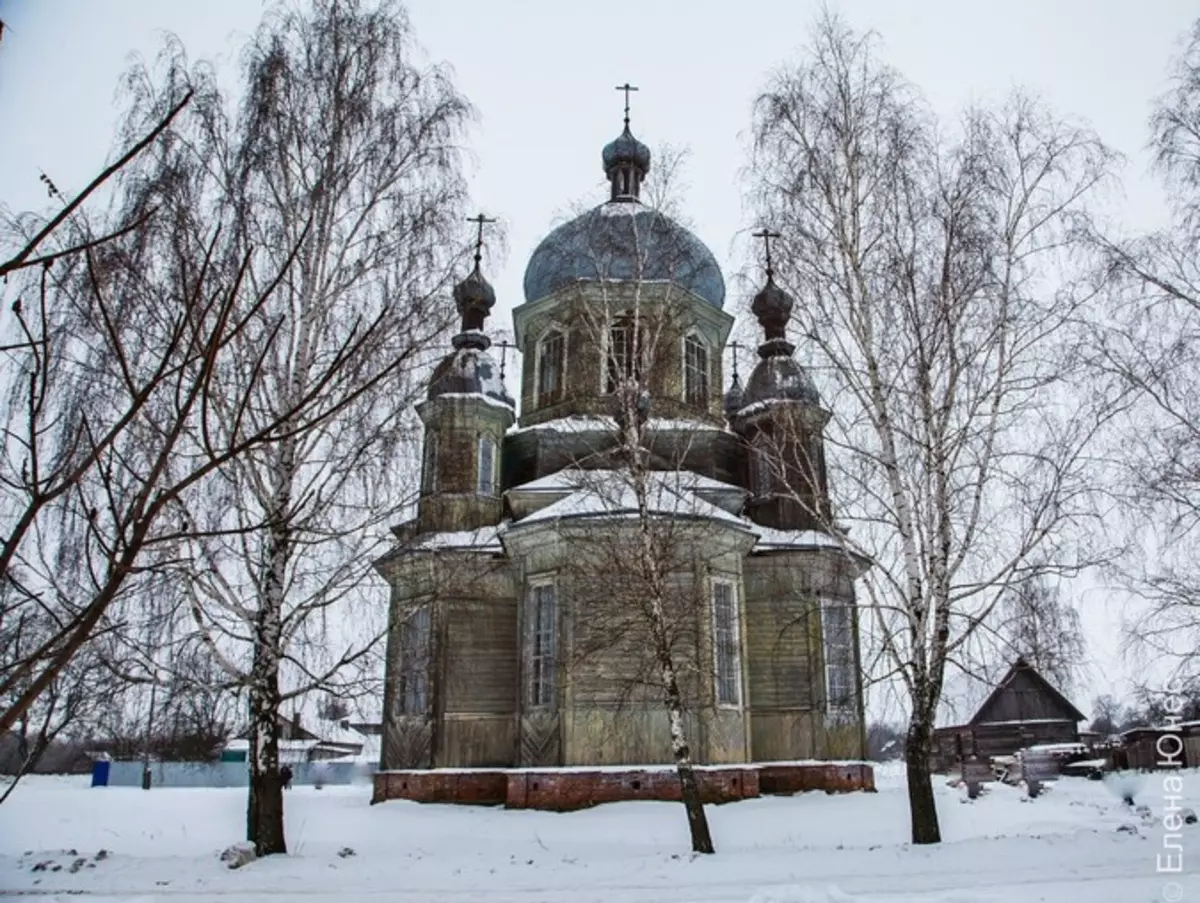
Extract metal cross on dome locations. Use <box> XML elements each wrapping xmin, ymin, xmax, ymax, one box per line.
<box><xmin>728</xmin><ymin>340</ymin><xmax>745</xmax><ymax>381</ymax></box>
<box><xmin>467</xmin><ymin>213</ymin><xmax>497</xmax><ymax>266</ymax></box>
<box><xmin>615</xmin><ymin>82</ymin><xmax>639</xmax><ymax>126</ymax></box>
<box><xmin>753</xmin><ymin>228</ymin><xmax>782</xmax><ymax>278</ymax></box>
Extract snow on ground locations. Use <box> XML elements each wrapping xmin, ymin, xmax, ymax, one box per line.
<box><xmin>0</xmin><ymin>763</ymin><xmax>1195</xmax><ymax>902</ymax></box>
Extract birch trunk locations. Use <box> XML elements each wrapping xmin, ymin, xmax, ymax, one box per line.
<box><xmin>903</xmin><ymin>694</ymin><xmax>939</xmax><ymax>844</ymax></box>
<box><xmin>624</xmin><ymin>407</ymin><xmax>715</xmax><ymax>855</ymax></box>
<box><xmin>657</xmin><ymin>638</ymin><xmax>715</xmax><ymax>854</ymax></box>
<box><xmin>246</xmin><ymin>441</ymin><xmax>295</xmax><ymax>856</ymax></box>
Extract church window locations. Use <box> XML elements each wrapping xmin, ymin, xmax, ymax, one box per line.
<box><xmin>536</xmin><ymin>329</ymin><xmax>565</xmax><ymax>407</ymax></box>
<box><xmin>477</xmin><ymin>436</ymin><xmax>496</xmax><ymax>495</ymax></box>
<box><xmin>606</xmin><ymin>318</ymin><xmax>641</xmax><ymax>393</ymax></box>
<box><xmin>423</xmin><ymin>434</ymin><xmax>438</xmax><ymax>493</ymax></box>
<box><xmin>683</xmin><ymin>333</ymin><xmax>709</xmax><ymax>405</ymax></box>
<box><xmin>527</xmin><ymin>581</ymin><xmax>558</xmax><ymax>707</ymax></box>
<box><xmin>821</xmin><ymin>600</ymin><xmax>856</xmax><ymax>711</ymax></box>
<box><xmin>712</xmin><ymin>580</ymin><xmax>741</xmax><ymax>706</ymax></box>
<box><xmin>397</xmin><ymin>606</ymin><xmax>432</xmax><ymax>715</ymax></box>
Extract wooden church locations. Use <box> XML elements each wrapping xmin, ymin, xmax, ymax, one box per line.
<box><xmin>374</xmin><ymin>105</ymin><xmax>869</xmax><ymax>771</ymax></box>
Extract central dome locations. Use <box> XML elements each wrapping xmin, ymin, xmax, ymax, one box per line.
<box><xmin>522</xmin><ymin>201</ymin><xmax>726</xmax><ymax>308</ymax></box>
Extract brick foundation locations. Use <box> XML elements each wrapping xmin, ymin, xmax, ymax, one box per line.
<box><xmin>371</xmin><ymin>769</ymin><xmax>507</xmax><ymax>806</ymax></box>
<box><xmin>372</xmin><ymin>762</ymin><xmax>873</xmax><ymax>810</ymax></box>
<box><xmin>757</xmin><ymin>762</ymin><xmax>876</xmax><ymax>794</ymax></box>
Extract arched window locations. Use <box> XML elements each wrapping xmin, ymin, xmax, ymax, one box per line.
<box><xmin>477</xmin><ymin>435</ymin><xmax>496</xmax><ymax>496</ymax></box>
<box><xmin>536</xmin><ymin>329</ymin><xmax>565</xmax><ymax>407</ymax></box>
<box><xmin>683</xmin><ymin>333</ymin><xmax>709</xmax><ymax>405</ymax></box>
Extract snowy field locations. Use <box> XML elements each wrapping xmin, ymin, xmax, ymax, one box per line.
<box><xmin>0</xmin><ymin>764</ymin><xmax>1195</xmax><ymax>902</ymax></box>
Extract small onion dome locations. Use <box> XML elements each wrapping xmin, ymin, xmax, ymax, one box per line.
<box><xmin>602</xmin><ymin>125</ymin><xmax>652</xmax><ymax>176</ymax></box>
<box><xmin>750</xmin><ymin>273</ymin><xmax>795</xmax><ymax>341</ymax></box>
<box><xmin>723</xmin><ymin>373</ymin><xmax>744</xmax><ymax>417</ymax></box>
<box><xmin>453</xmin><ymin>264</ymin><xmax>496</xmax><ymax>332</ymax></box>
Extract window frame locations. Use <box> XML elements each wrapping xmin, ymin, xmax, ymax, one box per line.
<box><xmin>396</xmin><ymin>605</ymin><xmax>432</xmax><ymax>716</ymax></box>
<box><xmin>682</xmin><ymin>331</ymin><xmax>710</xmax><ymax>406</ymax></box>
<box><xmin>604</xmin><ymin>316</ymin><xmax>642</xmax><ymax>394</ymax></box>
<box><xmin>477</xmin><ymin>434</ymin><xmax>496</xmax><ymax>496</ymax></box>
<box><xmin>820</xmin><ymin>599</ymin><xmax>857</xmax><ymax>713</ymax></box>
<box><xmin>711</xmin><ymin>579</ymin><xmax>742</xmax><ymax>708</ymax></box>
<box><xmin>423</xmin><ymin>433</ymin><xmax>438</xmax><ymax>493</ymax></box>
<box><xmin>535</xmin><ymin>327</ymin><xmax>566</xmax><ymax>408</ymax></box>
<box><xmin>526</xmin><ymin>579</ymin><xmax>558</xmax><ymax>709</ymax></box>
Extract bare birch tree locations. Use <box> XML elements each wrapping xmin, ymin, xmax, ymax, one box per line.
<box><xmin>113</xmin><ymin>1</ymin><xmax>472</xmax><ymax>855</ymax></box>
<box><xmin>748</xmin><ymin>13</ymin><xmax>1115</xmax><ymax>843</ymax></box>
<box><xmin>1089</xmin><ymin>19</ymin><xmax>1200</xmax><ymax>696</ymax></box>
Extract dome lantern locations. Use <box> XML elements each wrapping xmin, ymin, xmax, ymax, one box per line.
<box><xmin>603</xmin><ymin>83</ymin><xmax>651</xmax><ymax>202</ymax></box>
<box><xmin>738</xmin><ymin>228</ymin><xmax>821</xmax><ymax>409</ymax></box>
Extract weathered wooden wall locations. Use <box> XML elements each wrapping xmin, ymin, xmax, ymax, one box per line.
<box><xmin>742</xmin><ymin>550</ymin><xmax>864</xmax><ymax>762</ymax></box>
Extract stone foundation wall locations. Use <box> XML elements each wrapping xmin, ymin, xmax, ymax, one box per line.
<box><xmin>372</xmin><ymin>761</ymin><xmax>873</xmax><ymax>810</ymax></box>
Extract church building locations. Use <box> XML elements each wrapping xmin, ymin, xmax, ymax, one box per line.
<box><xmin>375</xmin><ymin>104</ymin><xmax>868</xmax><ymax>771</ymax></box>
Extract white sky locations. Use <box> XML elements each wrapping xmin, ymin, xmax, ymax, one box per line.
<box><xmin>1</xmin><ymin>0</ymin><xmax>1194</xmax><ymax>711</ymax></box>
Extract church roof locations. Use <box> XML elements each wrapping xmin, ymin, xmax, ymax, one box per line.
<box><xmin>514</xmin><ymin>469</ymin><xmax>750</xmax><ymax>530</ymax></box>
<box><xmin>522</xmin><ymin>200</ymin><xmax>726</xmax><ymax>308</ymax></box>
<box><xmin>502</xmin><ymin>467</ymin><xmax>851</xmax><ymax>556</ymax></box>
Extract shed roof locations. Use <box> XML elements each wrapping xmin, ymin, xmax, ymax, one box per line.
<box><xmin>968</xmin><ymin>657</ymin><xmax>1085</xmax><ymax>727</ymax></box>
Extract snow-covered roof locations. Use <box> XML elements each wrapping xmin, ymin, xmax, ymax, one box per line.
<box><xmin>515</xmin><ymin>467</ymin><xmax>740</xmax><ymax>494</ymax></box>
<box><xmin>507</xmin><ymin>416</ymin><xmax>731</xmax><ymax>437</ymax></box>
<box><xmin>502</xmin><ymin>468</ymin><xmax>851</xmax><ymax>555</ymax></box>
<box><xmin>403</xmin><ymin>525</ymin><xmax>504</xmax><ymax>552</ymax></box>
<box><xmin>751</xmin><ymin>526</ymin><xmax>846</xmax><ymax>552</ymax></box>
<box><xmin>512</xmin><ymin>469</ymin><xmax>753</xmax><ymax>533</ymax></box>
<box><xmin>225</xmin><ymin>738</ymin><xmax>319</xmax><ymax>753</ymax></box>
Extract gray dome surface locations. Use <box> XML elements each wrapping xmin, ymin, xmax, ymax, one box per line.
<box><xmin>602</xmin><ymin>126</ymin><xmax>651</xmax><ymax>174</ymax></box>
<box><xmin>522</xmin><ymin>201</ymin><xmax>726</xmax><ymax>308</ymax></box>
<box><xmin>742</xmin><ymin>355</ymin><xmax>820</xmax><ymax>408</ymax></box>
<box><xmin>428</xmin><ymin>343</ymin><xmax>513</xmax><ymax>408</ymax></box>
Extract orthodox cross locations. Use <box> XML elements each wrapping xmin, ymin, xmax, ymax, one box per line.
<box><xmin>467</xmin><ymin>213</ymin><xmax>497</xmax><ymax>266</ymax></box>
<box><xmin>493</xmin><ymin>338</ymin><xmax>519</xmax><ymax>381</ymax></box>
<box><xmin>728</xmin><ymin>340</ymin><xmax>746</xmax><ymax>381</ymax></box>
<box><xmin>614</xmin><ymin>82</ymin><xmax>639</xmax><ymax>126</ymax></box>
<box><xmin>752</xmin><ymin>228</ymin><xmax>781</xmax><ymax>277</ymax></box>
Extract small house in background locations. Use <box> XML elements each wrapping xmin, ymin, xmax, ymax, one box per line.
<box><xmin>1115</xmin><ymin>721</ymin><xmax>1200</xmax><ymax>770</ymax></box>
<box><xmin>932</xmin><ymin>657</ymin><xmax>1086</xmax><ymax>772</ymax></box>
<box><xmin>220</xmin><ymin>712</ymin><xmax>367</xmax><ymax>764</ymax></box>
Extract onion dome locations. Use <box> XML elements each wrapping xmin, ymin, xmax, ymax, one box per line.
<box><xmin>739</xmin><ymin>234</ymin><xmax>820</xmax><ymax>409</ymax></box>
<box><xmin>602</xmin><ymin>126</ymin><xmax>652</xmax><ymax>179</ymax></box>
<box><xmin>750</xmin><ymin>274</ymin><xmax>794</xmax><ymax>342</ymax></box>
<box><xmin>453</xmin><ymin>263</ymin><xmax>496</xmax><ymax>333</ymax></box>
<box><xmin>428</xmin><ymin>219</ymin><xmax>513</xmax><ymax>409</ymax></box>
<box><xmin>523</xmin><ymin>202</ymin><xmax>725</xmax><ymax>307</ymax></box>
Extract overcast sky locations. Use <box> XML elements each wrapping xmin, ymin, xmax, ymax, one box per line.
<box><xmin>1</xmin><ymin>0</ymin><xmax>1194</xmax><ymax>709</ymax></box>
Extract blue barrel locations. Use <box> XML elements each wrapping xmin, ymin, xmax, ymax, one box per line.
<box><xmin>91</xmin><ymin>760</ymin><xmax>110</xmax><ymax>787</ymax></box>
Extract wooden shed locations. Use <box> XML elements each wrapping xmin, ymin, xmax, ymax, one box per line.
<box><xmin>933</xmin><ymin>658</ymin><xmax>1085</xmax><ymax>772</ymax></box>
